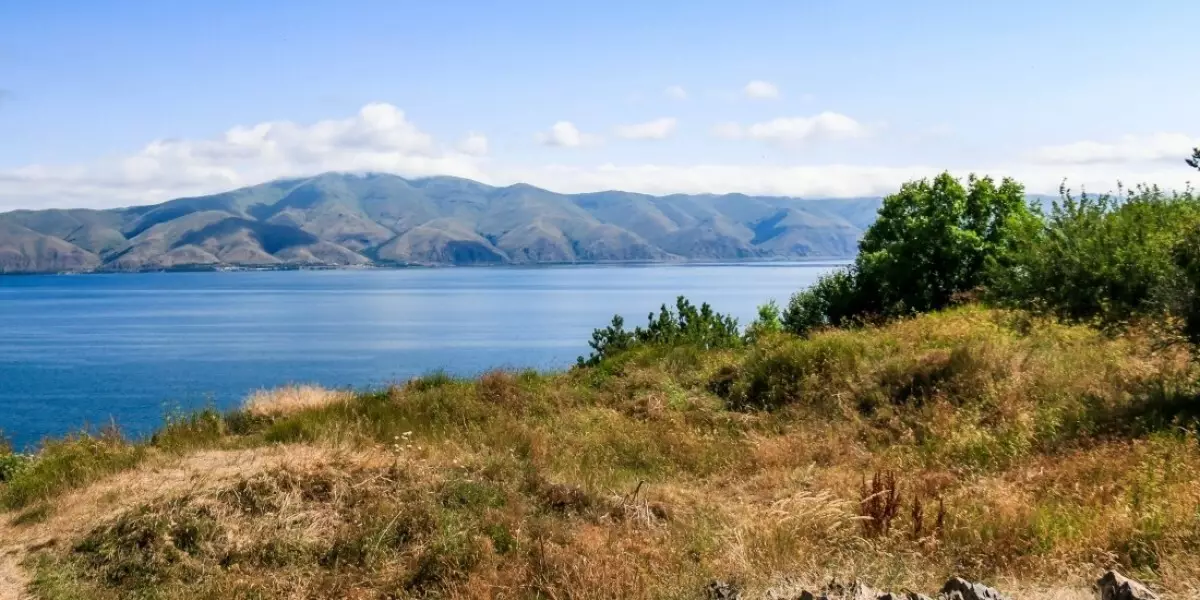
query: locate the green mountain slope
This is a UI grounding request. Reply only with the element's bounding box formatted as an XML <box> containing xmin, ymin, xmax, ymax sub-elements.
<box><xmin>0</xmin><ymin>172</ymin><xmax>885</xmax><ymax>273</ymax></box>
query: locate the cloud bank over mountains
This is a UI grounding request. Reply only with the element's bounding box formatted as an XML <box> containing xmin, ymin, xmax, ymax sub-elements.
<box><xmin>1</xmin><ymin>101</ymin><xmax>1196</xmax><ymax>212</ymax></box>
<box><xmin>1029</xmin><ymin>133</ymin><xmax>1200</xmax><ymax>166</ymax></box>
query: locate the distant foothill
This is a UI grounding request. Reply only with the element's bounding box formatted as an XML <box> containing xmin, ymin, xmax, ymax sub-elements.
<box><xmin>0</xmin><ymin>172</ymin><xmax>888</xmax><ymax>274</ymax></box>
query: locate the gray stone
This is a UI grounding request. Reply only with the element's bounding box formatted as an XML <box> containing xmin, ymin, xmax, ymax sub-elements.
<box><xmin>1096</xmin><ymin>571</ymin><xmax>1158</xmax><ymax>600</ymax></box>
<box><xmin>939</xmin><ymin>577</ymin><xmax>1010</xmax><ymax>600</ymax></box>
<box><xmin>707</xmin><ymin>580</ymin><xmax>741</xmax><ymax>600</ymax></box>
<box><xmin>823</xmin><ymin>580</ymin><xmax>881</xmax><ymax>600</ymax></box>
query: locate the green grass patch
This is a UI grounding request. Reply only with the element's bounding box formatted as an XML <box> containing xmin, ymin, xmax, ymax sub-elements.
<box><xmin>1</xmin><ymin>432</ymin><xmax>146</xmax><ymax>510</ymax></box>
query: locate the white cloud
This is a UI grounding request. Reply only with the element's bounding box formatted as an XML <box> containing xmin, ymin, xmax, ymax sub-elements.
<box><xmin>500</xmin><ymin>162</ymin><xmax>1197</xmax><ymax>200</ymax></box>
<box><xmin>711</xmin><ymin>122</ymin><xmax>744</xmax><ymax>139</ymax></box>
<box><xmin>501</xmin><ymin>163</ymin><xmax>928</xmax><ymax>198</ymax></box>
<box><xmin>714</xmin><ymin>112</ymin><xmax>870</xmax><ymax>144</ymax></box>
<box><xmin>664</xmin><ymin>85</ymin><xmax>688</xmax><ymax>101</ymax></box>
<box><xmin>0</xmin><ymin>103</ymin><xmax>488</xmax><ymax>210</ymax></box>
<box><xmin>614</xmin><ymin>118</ymin><xmax>678</xmax><ymax>140</ymax></box>
<box><xmin>1030</xmin><ymin>133</ymin><xmax>1200</xmax><ymax>165</ymax></box>
<box><xmin>535</xmin><ymin>121</ymin><xmax>601</xmax><ymax>148</ymax></box>
<box><xmin>456</xmin><ymin>132</ymin><xmax>489</xmax><ymax>156</ymax></box>
<box><xmin>743</xmin><ymin>80</ymin><xmax>780</xmax><ymax>100</ymax></box>
<box><xmin>3</xmin><ymin>104</ymin><xmax>1198</xmax><ymax>213</ymax></box>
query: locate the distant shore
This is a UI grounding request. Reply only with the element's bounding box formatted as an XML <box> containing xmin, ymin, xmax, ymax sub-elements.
<box><xmin>1</xmin><ymin>257</ymin><xmax>854</xmax><ymax>277</ymax></box>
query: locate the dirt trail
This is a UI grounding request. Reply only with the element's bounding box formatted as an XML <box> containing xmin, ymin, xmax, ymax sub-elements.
<box><xmin>0</xmin><ymin>445</ymin><xmax>349</xmax><ymax>599</ymax></box>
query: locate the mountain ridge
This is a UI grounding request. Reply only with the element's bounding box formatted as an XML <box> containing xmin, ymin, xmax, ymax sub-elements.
<box><xmin>0</xmin><ymin>172</ymin><xmax>882</xmax><ymax>273</ymax></box>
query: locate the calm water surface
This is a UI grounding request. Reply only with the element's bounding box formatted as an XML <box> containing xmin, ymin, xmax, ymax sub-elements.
<box><xmin>0</xmin><ymin>264</ymin><xmax>839</xmax><ymax>448</ymax></box>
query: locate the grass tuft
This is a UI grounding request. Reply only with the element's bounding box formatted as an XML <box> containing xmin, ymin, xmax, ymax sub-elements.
<box><xmin>243</xmin><ymin>384</ymin><xmax>353</xmax><ymax>417</ymax></box>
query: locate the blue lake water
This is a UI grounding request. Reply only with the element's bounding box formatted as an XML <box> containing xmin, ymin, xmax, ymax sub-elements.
<box><xmin>0</xmin><ymin>263</ymin><xmax>840</xmax><ymax>449</ymax></box>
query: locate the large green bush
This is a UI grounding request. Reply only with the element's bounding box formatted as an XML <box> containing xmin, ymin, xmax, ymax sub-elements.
<box><xmin>857</xmin><ymin>173</ymin><xmax>1030</xmax><ymax>315</ymax></box>
<box><xmin>783</xmin><ymin>172</ymin><xmax>1032</xmax><ymax>335</ymax></box>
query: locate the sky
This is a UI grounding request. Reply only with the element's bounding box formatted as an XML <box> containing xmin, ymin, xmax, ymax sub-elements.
<box><xmin>1</xmin><ymin>0</ymin><xmax>1197</xmax><ymax>210</ymax></box>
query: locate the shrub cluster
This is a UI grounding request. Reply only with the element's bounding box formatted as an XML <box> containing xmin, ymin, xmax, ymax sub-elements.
<box><xmin>989</xmin><ymin>184</ymin><xmax>1200</xmax><ymax>329</ymax></box>
<box><xmin>578</xmin><ymin>296</ymin><xmax>741</xmax><ymax>366</ymax></box>
<box><xmin>777</xmin><ymin>172</ymin><xmax>1200</xmax><ymax>342</ymax></box>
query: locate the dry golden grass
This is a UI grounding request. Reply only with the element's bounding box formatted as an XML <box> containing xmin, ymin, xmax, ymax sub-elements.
<box><xmin>0</xmin><ymin>445</ymin><xmax>369</xmax><ymax>600</ymax></box>
<box><xmin>242</xmin><ymin>384</ymin><xmax>353</xmax><ymax>417</ymax></box>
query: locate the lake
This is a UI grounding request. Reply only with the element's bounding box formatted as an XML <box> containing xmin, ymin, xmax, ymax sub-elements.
<box><xmin>0</xmin><ymin>263</ymin><xmax>840</xmax><ymax>449</ymax></box>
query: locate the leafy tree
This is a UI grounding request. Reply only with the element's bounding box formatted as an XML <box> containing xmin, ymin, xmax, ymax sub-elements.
<box><xmin>1188</xmin><ymin>148</ymin><xmax>1200</xmax><ymax>171</ymax></box>
<box><xmin>783</xmin><ymin>172</ymin><xmax>1031</xmax><ymax>335</ymax></box>
<box><xmin>578</xmin><ymin>296</ymin><xmax>740</xmax><ymax>365</ymax></box>
<box><xmin>856</xmin><ymin>172</ymin><xmax>1029</xmax><ymax>316</ymax></box>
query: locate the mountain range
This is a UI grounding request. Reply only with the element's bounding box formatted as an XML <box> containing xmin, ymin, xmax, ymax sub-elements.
<box><xmin>0</xmin><ymin>172</ymin><xmax>886</xmax><ymax>274</ymax></box>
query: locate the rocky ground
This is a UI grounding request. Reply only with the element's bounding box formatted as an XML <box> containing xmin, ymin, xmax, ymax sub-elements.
<box><xmin>707</xmin><ymin>571</ymin><xmax>1159</xmax><ymax>600</ymax></box>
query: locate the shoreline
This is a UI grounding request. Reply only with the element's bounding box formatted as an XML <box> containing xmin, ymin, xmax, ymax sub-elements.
<box><xmin>0</xmin><ymin>257</ymin><xmax>854</xmax><ymax>277</ymax></box>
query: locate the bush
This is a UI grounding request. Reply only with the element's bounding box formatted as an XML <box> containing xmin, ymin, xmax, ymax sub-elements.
<box><xmin>0</xmin><ymin>430</ymin><xmax>145</xmax><ymax>510</ymax></box>
<box><xmin>782</xmin><ymin>172</ymin><xmax>1032</xmax><ymax>334</ymax></box>
<box><xmin>990</xmin><ymin>184</ymin><xmax>1200</xmax><ymax>327</ymax></box>
<box><xmin>0</xmin><ymin>434</ymin><xmax>31</xmax><ymax>483</ymax></box>
<box><xmin>579</xmin><ymin>315</ymin><xmax>636</xmax><ymax>366</ymax></box>
<box><xmin>579</xmin><ymin>296</ymin><xmax>740</xmax><ymax>365</ymax></box>
<box><xmin>744</xmin><ymin>300</ymin><xmax>783</xmax><ymax>343</ymax></box>
<box><xmin>718</xmin><ymin>333</ymin><xmax>868</xmax><ymax>411</ymax></box>
<box><xmin>783</xmin><ymin>270</ymin><xmax>866</xmax><ymax>336</ymax></box>
<box><xmin>1173</xmin><ymin>223</ymin><xmax>1200</xmax><ymax>345</ymax></box>
<box><xmin>0</xmin><ymin>452</ymin><xmax>31</xmax><ymax>483</ymax></box>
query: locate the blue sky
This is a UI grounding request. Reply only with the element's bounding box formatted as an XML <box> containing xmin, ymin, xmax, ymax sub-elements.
<box><xmin>1</xmin><ymin>0</ymin><xmax>1197</xmax><ymax>209</ymax></box>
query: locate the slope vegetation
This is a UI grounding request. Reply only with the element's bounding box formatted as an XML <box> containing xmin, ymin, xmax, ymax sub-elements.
<box><xmin>1</xmin><ymin>308</ymin><xmax>1195</xmax><ymax>598</ymax></box>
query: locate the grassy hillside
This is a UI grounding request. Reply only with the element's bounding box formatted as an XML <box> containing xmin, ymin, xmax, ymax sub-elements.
<box><xmin>0</xmin><ymin>173</ymin><xmax>881</xmax><ymax>273</ymax></box>
<box><xmin>2</xmin><ymin>307</ymin><xmax>1196</xmax><ymax>598</ymax></box>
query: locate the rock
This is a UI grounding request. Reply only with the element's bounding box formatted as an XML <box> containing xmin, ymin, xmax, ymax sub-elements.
<box><xmin>761</xmin><ymin>578</ymin><xmax>811</xmax><ymax>600</ymax></box>
<box><xmin>877</xmin><ymin>591</ymin><xmax>933</xmax><ymax>600</ymax></box>
<box><xmin>847</xmin><ymin>582</ymin><xmax>882</xmax><ymax>600</ymax></box>
<box><xmin>816</xmin><ymin>580</ymin><xmax>884</xmax><ymax>600</ymax></box>
<box><xmin>939</xmin><ymin>577</ymin><xmax>1010</xmax><ymax>600</ymax></box>
<box><xmin>1096</xmin><ymin>570</ymin><xmax>1158</xmax><ymax>600</ymax></box>
<box><xmin>751</xmin><ymin>576</ymin><xmax>1003</xmax><ymax>600</ymax></box>
<box><xmin>708</xmin><ymin>580</ymin><xmax>741</xmax><ymax>600</ymax></box>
